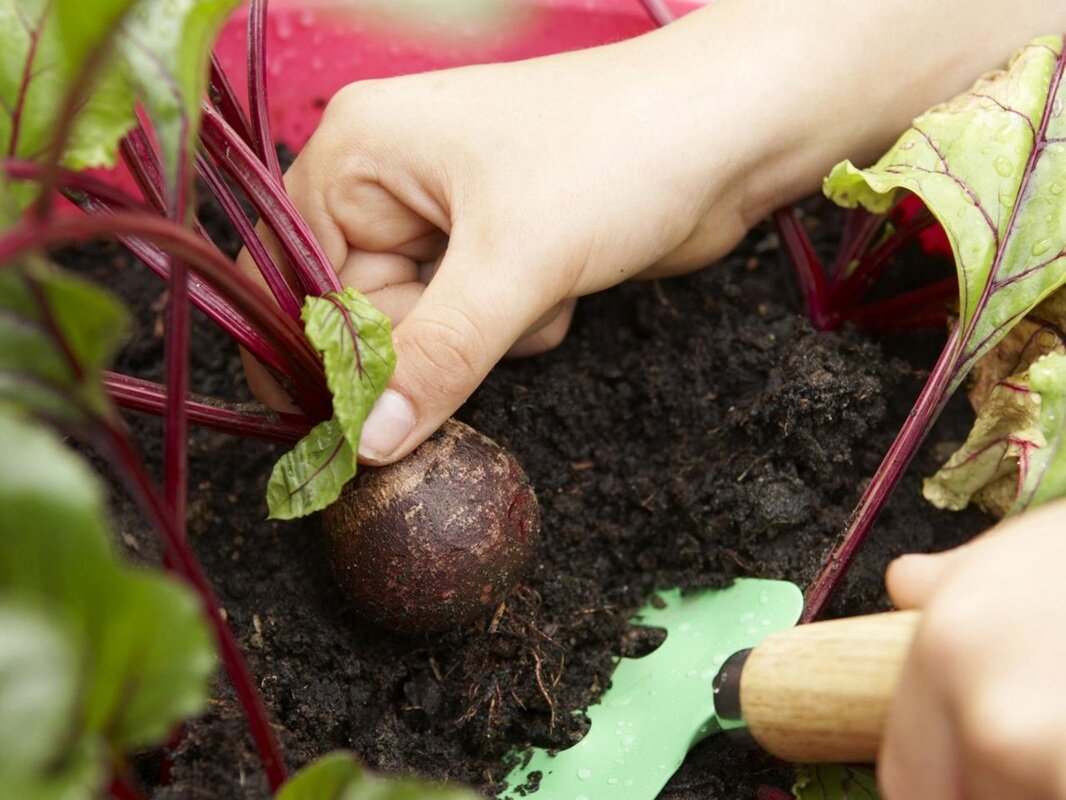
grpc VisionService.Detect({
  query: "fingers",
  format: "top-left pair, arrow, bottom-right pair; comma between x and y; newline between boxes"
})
507,299 -> 576,358
357,238 -> 560,464
885,547 -> 969,609
878,643 -> 962,800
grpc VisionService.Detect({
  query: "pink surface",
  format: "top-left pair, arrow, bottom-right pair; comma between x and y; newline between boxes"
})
215,0 -> 707,150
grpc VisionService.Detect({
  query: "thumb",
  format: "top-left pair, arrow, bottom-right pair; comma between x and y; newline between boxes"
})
356,244 -> 553,464
886,545 -> 973,609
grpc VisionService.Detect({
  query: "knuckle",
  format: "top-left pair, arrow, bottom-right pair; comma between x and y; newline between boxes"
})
400,309 -> 487,399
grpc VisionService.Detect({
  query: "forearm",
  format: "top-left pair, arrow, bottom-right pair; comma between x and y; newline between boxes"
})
637,0 -> 1066,225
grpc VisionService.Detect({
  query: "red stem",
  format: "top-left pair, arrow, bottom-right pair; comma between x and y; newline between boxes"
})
774,207 -> 831,330
802,326 -> 962,621
829,208 -> 937,312
827,208 -> 886,289
162,209 -> 191,542
755,787 -> 793,800
120,126 -> 169,214
108,775 -> 146,800
209,52 -> 255,147
72,193 -> 299,384
105,371 -> 310,443
0,212 -> 332,420
2,158 -> 149,211
199,105 -> 341,297
195,151 -> 302,319
842,277 -> 957,332
98,420 -> 288,790
248,0 -> 284,182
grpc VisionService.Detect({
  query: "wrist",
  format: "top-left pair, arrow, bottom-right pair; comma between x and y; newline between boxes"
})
643,0 -> 1066,227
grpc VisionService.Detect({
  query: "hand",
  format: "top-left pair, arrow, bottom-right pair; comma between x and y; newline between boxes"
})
241,0 -> 1066,463
880,500 -> 1066,800
240,18 -> 766,463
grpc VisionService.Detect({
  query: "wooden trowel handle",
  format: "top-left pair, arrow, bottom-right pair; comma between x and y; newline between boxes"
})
728,610 -> 919,763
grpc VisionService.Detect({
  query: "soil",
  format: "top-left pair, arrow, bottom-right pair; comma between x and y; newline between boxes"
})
61,191 -> 990,799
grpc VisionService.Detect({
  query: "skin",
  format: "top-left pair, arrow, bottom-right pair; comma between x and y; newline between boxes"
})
238,0 -> 1066,795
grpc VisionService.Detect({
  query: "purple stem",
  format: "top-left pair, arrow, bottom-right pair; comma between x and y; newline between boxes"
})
1,156 -> 304,390
108,775 -> 146,800
755,787 -> 793,800
802,326 -> 962,621
829,208 -> 937,312
120,126 -> 170,213
199,104 -> 341,296
195,151 -> 302,319
637,0 -> 676,26
98,419 -> 288,790
105,371 -> 311,443
209,52 -> 256,147
841,277 -> 957,332
774,207 -> 830,329
827,208 -> 886,288
162,193 -> 191,541
76,195 -> 299,384
247,0 -> 284,182
0,212 -> 332,420
2,158 -> 150,210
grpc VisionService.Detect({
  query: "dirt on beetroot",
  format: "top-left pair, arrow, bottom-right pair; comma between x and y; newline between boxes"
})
59,190 -> 989,799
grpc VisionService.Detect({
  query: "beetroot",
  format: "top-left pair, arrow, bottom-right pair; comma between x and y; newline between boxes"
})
321,419 -> 540,634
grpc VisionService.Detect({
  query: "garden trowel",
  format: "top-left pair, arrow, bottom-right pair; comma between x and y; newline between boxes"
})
500,579 -> 917,799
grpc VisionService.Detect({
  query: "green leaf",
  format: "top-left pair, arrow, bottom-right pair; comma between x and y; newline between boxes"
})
0,0 -> 136,201
792,765 -> 880,800
278,752 -> 478,800
825,36 -> 1066,389
1013,351 -> 1066,511
0,409 -> 216,784
302,287 -> 396,452
0,604 -> 85,779
117,0 -> 241,196
266,417 -> 356,520
266,289 -> 395,520
0,261 -> 128,422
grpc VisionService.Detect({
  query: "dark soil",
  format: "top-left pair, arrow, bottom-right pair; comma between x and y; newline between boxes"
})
62,193 -> 989,799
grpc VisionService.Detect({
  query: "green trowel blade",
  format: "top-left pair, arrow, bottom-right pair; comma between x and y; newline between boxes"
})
499,579 -> 803,799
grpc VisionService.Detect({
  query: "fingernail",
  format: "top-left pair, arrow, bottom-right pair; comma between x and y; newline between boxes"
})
358,389 -> 416,462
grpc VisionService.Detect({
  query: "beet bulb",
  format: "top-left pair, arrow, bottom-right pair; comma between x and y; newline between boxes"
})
321,419 -> 540,634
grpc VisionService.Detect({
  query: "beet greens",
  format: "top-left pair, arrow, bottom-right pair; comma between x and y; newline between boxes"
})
0,0 -> 413,796
805,35 -> 1066,619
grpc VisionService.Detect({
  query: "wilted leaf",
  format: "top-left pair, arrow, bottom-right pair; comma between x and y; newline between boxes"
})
826,37 -> 1066,394
277,752 -> 478,800
923,374 -> 1045,515
967,286 -> 1066,408
925,287 -> 1065,516
1013,351 -> 1066,511
793,765 -> 879,800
